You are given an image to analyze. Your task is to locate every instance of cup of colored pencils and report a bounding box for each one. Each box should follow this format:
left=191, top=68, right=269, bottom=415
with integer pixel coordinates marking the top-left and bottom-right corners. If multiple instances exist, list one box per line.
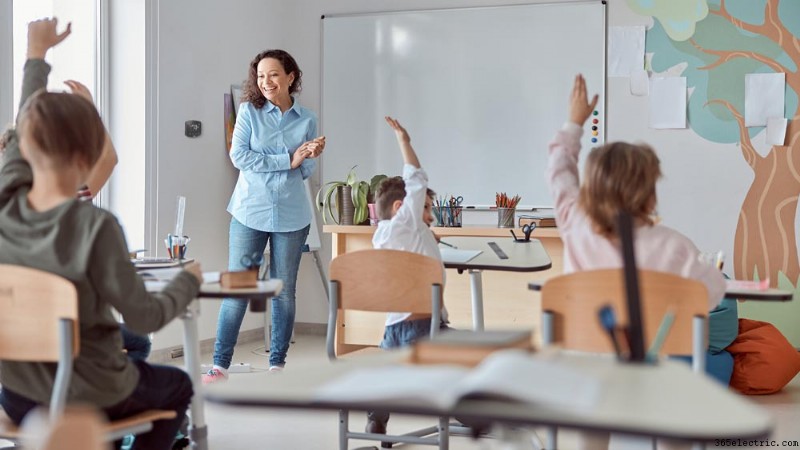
left=496, top=192, right=520, bottom=228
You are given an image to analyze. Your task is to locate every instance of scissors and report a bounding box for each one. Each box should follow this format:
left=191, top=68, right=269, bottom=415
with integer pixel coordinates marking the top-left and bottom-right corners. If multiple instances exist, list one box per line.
left=448, top=196, right=464, bottom=207
left=510, top=223, right=536, bottom=242
left=240, top=251, right=264, bottom=270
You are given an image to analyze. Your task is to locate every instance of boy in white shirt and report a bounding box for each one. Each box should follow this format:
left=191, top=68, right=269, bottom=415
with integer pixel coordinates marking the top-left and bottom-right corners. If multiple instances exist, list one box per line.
left=367, top=117, right=449, bottom=439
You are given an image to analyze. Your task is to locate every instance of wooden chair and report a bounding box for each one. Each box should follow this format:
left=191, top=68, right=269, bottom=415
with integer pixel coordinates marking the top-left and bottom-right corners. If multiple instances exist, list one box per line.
left=20, top=406, right=109, bottom=450
left=326, top=249, right=447, bottom=450
left=538, top=269, right=709, bottom=450
left=0, top=265, right=177, bottom=444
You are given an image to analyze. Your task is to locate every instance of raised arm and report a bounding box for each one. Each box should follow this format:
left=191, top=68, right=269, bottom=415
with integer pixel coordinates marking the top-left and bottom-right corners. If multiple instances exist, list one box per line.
left=19, top=19, right=71, bottom=116
left=64, top=80, right=118, bottom=197
left=385, top=116, right=420, bottom=168
left=545, top=74, right=598, bottom=229
left=2, top=19, right=69, bottom=203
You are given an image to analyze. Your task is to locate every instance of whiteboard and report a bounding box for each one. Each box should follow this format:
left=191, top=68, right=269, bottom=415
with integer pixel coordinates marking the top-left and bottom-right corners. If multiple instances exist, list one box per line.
left=321, top=2, right=606, bottom=208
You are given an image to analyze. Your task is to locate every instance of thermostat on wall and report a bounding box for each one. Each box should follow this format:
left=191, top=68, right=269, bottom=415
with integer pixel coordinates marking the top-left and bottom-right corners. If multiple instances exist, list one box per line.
left=185, top=120, right=201, bottom=137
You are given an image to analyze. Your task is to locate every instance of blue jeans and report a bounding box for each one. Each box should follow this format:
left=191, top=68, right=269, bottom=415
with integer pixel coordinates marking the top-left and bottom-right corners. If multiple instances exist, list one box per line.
left=212, top=217, right=309, bottom=368
left=121, top=325, right=152, bottom=362
left=1, top=360, right=192, bottom=450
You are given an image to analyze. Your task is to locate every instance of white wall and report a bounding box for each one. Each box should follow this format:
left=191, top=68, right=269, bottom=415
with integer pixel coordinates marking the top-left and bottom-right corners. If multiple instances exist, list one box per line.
left=144, top=0, right=776, bottom=350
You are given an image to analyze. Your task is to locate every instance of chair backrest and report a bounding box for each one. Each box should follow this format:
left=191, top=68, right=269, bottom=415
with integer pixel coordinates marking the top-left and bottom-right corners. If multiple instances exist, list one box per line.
left=22, top=406, right=109, bottom=450
left=0, top=264, right=79, bottom=419
left=541, top=269, right=708, bottom=356
left=327, top=249, right=444, bottom=358
left=0, top=265, right=79, bottom=361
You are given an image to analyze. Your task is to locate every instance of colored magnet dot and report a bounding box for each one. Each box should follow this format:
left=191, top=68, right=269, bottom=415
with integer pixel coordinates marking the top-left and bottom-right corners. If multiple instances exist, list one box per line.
left=592, top=110, right=599, bottom=116
left=591, top=130, right=599, bottom=136
left=591, top=137, right=598, bottom=143
left=591, top=126, right=598, bottom=131
left=592, top=119, right=599, bottom=124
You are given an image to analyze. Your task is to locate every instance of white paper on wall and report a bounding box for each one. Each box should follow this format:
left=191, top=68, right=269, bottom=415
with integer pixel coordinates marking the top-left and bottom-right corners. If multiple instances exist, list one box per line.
left=766, top=117, right=788, bottom=146
left=630, top=69, right=649, bottom=96
left=609, top=26, right=645, bottom=77
left=649, top=77, right=687, bottom=129
left=745, top=73, right=784, bottom=127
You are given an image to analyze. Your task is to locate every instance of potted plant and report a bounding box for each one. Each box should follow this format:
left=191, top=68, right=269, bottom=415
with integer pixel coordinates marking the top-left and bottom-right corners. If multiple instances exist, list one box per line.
left=316, top=166, right=370, bottom=225
left=367, top=174, right=388, bottom=225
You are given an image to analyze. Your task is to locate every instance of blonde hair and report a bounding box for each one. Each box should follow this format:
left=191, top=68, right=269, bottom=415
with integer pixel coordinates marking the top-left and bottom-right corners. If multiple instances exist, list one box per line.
left=578, top=141, right=661, bottom=238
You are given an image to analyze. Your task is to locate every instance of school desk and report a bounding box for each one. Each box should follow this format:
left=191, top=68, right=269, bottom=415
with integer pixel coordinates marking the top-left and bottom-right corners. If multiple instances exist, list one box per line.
left=144, top=278, right=283, bottom=450
left=204, top=349, right=773, bottom=447
left=441, top=236, right=551, bottom=330
left=324, top=225, right=561, bottom=355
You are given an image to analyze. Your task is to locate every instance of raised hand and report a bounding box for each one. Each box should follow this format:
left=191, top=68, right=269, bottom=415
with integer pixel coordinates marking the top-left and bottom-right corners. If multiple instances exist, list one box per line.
left=64, top=80, right=94, bottom=104
left=384, top=116, right=410, bottom=144
left=569, top=74, right=599, bottom=127
left=27, top=18, right=72, bottom=59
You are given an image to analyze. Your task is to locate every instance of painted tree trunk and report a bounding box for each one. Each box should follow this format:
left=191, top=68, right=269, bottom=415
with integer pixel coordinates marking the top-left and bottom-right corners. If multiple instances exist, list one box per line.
left=734, top=142, right=800, bottom=285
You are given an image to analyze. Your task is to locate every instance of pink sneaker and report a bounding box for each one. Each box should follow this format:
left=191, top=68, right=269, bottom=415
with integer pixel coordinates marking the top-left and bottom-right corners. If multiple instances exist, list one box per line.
left=269, top=365, right=284, bottom=372
left=201, top=368, right=228, bottom=384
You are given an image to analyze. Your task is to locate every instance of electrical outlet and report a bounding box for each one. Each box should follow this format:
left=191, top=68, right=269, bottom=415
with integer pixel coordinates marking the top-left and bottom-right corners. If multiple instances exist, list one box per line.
left=170, top=347, right=184, bottom=359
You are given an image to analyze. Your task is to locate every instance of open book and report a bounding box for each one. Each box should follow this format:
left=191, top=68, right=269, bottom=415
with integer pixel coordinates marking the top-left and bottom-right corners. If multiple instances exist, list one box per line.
left=314, top=350, right=599, bottom=413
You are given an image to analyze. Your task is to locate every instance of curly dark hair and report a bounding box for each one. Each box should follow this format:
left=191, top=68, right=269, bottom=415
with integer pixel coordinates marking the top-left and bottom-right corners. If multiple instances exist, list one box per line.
left=241, top=49, right=303, bottom=109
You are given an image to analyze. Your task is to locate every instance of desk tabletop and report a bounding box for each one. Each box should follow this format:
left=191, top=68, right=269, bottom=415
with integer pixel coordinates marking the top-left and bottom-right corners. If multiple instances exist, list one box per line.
left=442, top=237, right=551, bottom=272
left=145, top=278, right=283, bottom=300
left=205, top=350, right=772, bottom=442
left=528, top=281, right=793, bottom=301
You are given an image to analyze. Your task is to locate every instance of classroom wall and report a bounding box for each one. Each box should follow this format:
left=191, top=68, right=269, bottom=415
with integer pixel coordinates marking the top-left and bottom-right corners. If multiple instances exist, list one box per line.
left=142, top=0, right=798, bottom=350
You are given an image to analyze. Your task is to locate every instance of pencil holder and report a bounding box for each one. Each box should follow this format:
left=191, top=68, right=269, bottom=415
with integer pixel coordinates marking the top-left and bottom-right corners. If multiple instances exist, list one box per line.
left=497, top=208, right=516, bottom=228
left=434, top=206, right=462, bottom=227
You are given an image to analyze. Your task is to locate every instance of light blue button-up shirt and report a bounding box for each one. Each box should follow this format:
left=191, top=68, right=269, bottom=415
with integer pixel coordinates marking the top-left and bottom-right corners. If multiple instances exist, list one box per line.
left=227, top=98, right=318, bottom=232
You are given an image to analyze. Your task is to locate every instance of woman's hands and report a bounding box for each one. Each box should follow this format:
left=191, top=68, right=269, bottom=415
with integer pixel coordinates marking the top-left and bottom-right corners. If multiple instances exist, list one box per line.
left=290, top=136, right=326, bottom=169
left=569, top=74, right=599, bottom=127
left=27, top=18, right=71, bottom=60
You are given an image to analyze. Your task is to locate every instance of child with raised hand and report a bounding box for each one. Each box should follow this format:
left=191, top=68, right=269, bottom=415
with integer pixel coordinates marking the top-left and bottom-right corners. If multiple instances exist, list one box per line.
left=546, top=75, right=728, bottom=450
left=0, top=18, right=201, bottom=450
left=366, top=116, right=449, bottom=439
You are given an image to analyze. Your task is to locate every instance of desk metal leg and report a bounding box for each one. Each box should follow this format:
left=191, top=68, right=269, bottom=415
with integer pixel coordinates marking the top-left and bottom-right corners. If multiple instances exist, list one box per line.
left=468, top=269, right=484, bottom=331
left=181, top=299, right=208, bottom=450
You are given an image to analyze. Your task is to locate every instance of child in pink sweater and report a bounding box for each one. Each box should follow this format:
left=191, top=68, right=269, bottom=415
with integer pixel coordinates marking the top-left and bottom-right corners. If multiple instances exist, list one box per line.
left=546, top=75, right=730, bottom=450
left=546, top=74, right=725, bottom=311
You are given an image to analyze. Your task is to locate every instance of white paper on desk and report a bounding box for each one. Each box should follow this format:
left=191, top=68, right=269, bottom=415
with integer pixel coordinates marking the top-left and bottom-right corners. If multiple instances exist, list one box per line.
left=649, top=77, right=686, bottom=129
left=440, top=248, right=482, bottom=264
left=745, top=73, right=784, bottom=127
left=766, top=117, right=788, bottom=146
left=140, top=269, right=219, bottom=284
left=609, top=26, right=645, bottom=77
left=630, top=69, right=649, bottom=96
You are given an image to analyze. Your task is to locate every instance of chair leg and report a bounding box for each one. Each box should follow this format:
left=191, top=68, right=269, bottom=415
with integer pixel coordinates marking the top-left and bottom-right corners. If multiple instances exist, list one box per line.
left=546, top=426, right=557, bottom=450
left=438, top=416, right=449, bottom=450
left=339, top=409, right=349, bottom=450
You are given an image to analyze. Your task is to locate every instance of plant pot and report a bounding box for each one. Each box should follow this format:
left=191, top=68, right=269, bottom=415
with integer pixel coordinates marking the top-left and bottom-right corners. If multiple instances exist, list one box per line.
left=338, top=185, right=355, bottom=225
left=368, top=203, right=379, bottom=226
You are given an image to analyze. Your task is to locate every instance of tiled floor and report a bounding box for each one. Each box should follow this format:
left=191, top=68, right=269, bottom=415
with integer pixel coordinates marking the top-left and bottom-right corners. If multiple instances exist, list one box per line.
left=190, top=334, right=800, bottom=450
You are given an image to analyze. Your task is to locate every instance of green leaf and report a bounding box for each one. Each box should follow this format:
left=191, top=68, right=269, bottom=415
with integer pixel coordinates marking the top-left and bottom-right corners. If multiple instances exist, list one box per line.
left=346, top=165, right=358, bottom=186
left=352, top=181, right=370, bottom=224
left=318, top=182, right=344, bottom=224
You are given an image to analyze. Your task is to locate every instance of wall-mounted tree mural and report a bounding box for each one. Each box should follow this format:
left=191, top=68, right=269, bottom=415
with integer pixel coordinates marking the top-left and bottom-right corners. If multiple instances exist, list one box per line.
left=628, top=0, right=799, bottom=289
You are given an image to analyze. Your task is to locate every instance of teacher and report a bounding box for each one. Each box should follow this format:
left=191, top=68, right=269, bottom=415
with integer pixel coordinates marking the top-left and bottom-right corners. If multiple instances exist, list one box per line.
left=204, top=49, right=324, bottom=383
